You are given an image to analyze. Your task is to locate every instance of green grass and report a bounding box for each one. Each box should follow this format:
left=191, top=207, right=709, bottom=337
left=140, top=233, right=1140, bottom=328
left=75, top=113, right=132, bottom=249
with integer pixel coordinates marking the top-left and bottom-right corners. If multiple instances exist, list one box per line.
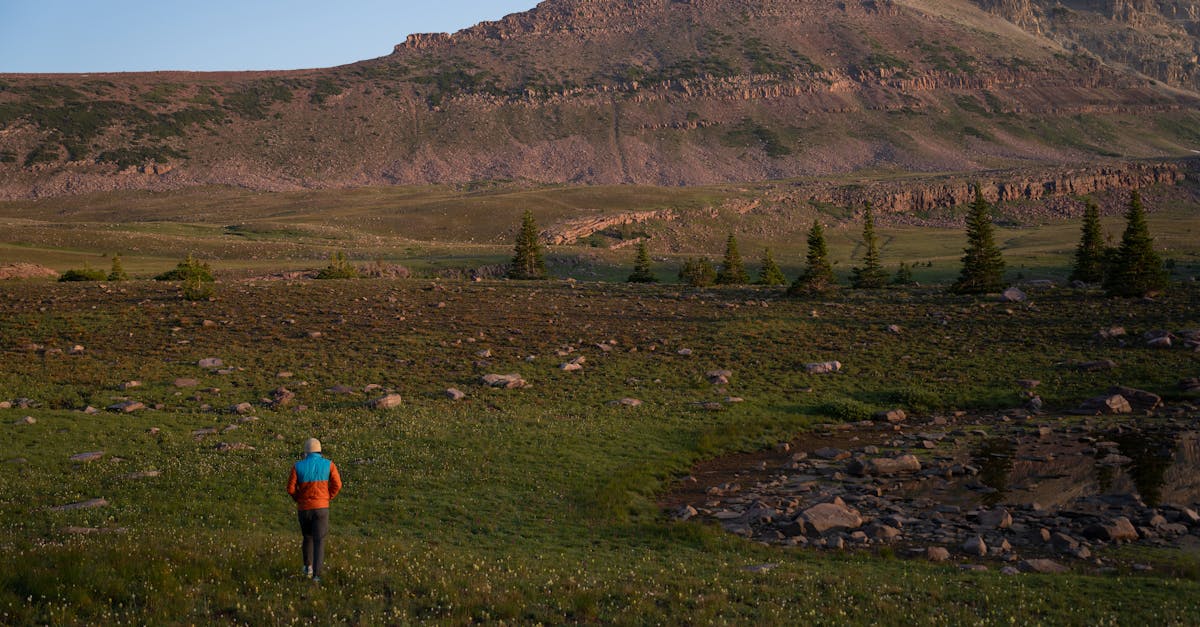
left=1, top=279, right=1199, bottom=622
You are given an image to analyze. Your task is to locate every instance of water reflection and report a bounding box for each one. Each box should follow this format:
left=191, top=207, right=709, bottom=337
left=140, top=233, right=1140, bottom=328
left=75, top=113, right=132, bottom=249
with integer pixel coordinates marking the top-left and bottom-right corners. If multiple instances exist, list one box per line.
left=1112, top=429, right=1178, bottom=507
left=971, top=437, right=1015, bottom=507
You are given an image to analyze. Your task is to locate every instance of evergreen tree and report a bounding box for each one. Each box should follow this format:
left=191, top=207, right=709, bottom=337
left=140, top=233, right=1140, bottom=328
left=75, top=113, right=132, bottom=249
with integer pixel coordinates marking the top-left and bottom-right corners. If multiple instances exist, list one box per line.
left=756, top=248, right=787, bottom=286
left=679, top=257, right=716, bottom=287
left=715, top=233, right=749, bottom=285
left=1069, top=199, right=1106, bottom=283
left=788, top=220, right=835, bottom=295
left=627, top=241, right=658, bottom=283
left=509, top=210, right=547, bottom=280
left=892, top=262, right=915, bottom=286
left=849, top=202, right=887, bottom=288
left=951, top=186, right=1006, bottom=294
left=1103, top=190, right=1168, bottom=297
left=315, top=251, right=359, bottom=279
left=107, top=254, right=129, bottom=281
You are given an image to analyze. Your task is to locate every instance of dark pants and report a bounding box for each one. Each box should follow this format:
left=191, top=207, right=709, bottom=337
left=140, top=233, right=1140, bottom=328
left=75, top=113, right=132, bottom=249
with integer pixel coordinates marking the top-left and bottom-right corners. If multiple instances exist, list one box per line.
left=298, top=508, right=330, bottom=577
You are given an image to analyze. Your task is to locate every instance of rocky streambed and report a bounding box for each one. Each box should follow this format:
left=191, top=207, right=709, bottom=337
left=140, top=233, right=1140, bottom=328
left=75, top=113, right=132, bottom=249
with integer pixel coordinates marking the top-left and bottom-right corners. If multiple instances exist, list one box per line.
left=664, top=402, right=1200, bottom=574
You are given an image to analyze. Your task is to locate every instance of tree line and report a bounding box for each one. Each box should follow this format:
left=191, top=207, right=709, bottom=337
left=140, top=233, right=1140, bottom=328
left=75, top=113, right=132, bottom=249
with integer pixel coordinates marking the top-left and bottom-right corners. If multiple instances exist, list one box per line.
left=509, top=189, right=1170, bottom=298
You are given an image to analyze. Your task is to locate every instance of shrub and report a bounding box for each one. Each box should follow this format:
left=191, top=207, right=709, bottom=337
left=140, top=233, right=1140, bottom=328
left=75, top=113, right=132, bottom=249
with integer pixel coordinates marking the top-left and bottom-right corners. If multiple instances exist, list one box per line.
left=678, top=257, right=716, bottom=287
left=886, top=386, right=943, bottom=412
left=107, top=254, right=128, bottom=281
left=892, top=262, right=915, bottom=285
left=58, top=266, right=106, bottom=282
left=315, top=251, right=360, bottom=279
left=155, top=254, right=214, bottom=282
left=756, top=248, right=787, bottom=286
left=181, top=275, right=214, bottom=301
left=714, top=234, right=748, bottom=285
left=816, top=398, right=876, bottom=423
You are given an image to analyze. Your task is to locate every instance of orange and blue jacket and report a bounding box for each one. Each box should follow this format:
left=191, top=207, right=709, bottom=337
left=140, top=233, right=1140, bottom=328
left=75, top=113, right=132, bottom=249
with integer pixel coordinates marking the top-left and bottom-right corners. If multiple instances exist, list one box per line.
left=287, top=453, right=342, bottom=511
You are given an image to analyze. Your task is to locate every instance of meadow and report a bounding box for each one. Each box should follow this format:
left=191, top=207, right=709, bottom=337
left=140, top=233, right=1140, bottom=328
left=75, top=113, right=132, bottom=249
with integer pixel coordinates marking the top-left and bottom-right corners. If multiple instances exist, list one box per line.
left=1, top=276, right=1199, bottom=624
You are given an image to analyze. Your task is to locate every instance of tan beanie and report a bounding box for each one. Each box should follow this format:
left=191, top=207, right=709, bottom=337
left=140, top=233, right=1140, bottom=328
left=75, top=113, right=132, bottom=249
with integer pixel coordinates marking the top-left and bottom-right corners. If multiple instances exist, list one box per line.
left=303, top=438, right=322, bottom=453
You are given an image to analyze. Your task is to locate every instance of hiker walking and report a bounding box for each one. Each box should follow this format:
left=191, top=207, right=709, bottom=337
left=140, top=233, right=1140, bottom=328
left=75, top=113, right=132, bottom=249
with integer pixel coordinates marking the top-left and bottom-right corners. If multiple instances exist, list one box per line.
left=287, top=438, right=342, bottom=582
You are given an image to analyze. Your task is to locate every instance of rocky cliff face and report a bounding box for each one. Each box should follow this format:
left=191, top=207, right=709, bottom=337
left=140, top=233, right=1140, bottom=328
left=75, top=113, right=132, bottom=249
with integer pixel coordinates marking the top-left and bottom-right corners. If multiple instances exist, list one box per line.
left=1, top=0, right=1199, bottom=200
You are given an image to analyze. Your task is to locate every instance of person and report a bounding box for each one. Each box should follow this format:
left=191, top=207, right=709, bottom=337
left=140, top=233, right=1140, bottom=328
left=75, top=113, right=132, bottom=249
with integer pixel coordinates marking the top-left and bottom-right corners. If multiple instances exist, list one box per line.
left=286, top=438, right=342, bottom=582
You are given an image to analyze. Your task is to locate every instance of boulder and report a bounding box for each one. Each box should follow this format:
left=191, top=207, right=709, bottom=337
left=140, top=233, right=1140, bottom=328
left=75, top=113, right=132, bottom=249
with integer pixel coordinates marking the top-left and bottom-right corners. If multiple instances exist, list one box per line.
left=482, top=373, right=528, bottom=389
left=14, top=416, right=36, bottom=425
left=327, top=384, right=355, bottom=394
left=368, top=394, right=403, bottom=410
left=445, top=388, right=466, bottom=401
left=231, top=402, right=254, bottom=415
left=1018, top=559, right=1068, bottom=574
left=848, top=455, right=921, bottom=476
left=69, top=345, right=86, bottom=355
left=1097, top=326, right=1126, bottom=339
left=961, top=535, right=987, bottom=557
left=1000, top=287, right=1026, bottom=303
left=70, top=451, right=105, bottom=462
left=796, top=501, right=863, bottom=535
left=107, top=401, right=145, bottom=413
left=874, top=409, right=906, bottom=423
left=1106, top=386, right=1161, bottom=411
left=706, top=370, right=732, bottom=385
left=198, top=358, right=224, bottom=369
left=119, top=381, right=141, bottom=390
left=611, top=397, right=643, bottom=407
left=926, top=547, right=951, bottom=562
left=173, top=378, right=200, bottom=388
left=1084, top=517, right=1138, bottom=542
left=50, top=498, right=108, bottom=512
left=561, top=362, right=583, bottom=372
left=804, top=361, right=842, bottom=374
left=1075, top=394, right=1131, bottom=415
left=270, top=387, right=296, bottom=406
left=978, top=507, right=1013, bottom=530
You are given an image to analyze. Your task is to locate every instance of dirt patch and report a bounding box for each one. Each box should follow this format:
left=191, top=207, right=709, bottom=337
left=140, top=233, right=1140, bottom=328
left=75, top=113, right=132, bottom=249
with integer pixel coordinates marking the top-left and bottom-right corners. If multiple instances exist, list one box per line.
left=0, top=263, right=58, bottom=280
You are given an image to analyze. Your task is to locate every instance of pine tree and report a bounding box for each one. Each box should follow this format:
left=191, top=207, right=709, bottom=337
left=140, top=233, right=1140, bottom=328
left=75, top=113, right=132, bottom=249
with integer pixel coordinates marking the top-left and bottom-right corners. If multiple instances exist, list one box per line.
left=627, top=241, right=658, bottom=283
left=1103, top=190, right=1168, bottom=297
left=788, top=220, right=835, bottom=295
left=849, top=202, right=887, bottom=288
left=715, top=233, right=749, bottom=285
left=679, top=257, right=716, bottom=287
left=892, top=262, right=915, bottom=286
left=509, top=210, right=547, bottom=280
left=107, top=254, right=129, bottom=281
left=951, top=186, right=1006, bottom=294
left=756, top=248, right=787, bottom=286
left=1069, top=199, right=1106, bottom=284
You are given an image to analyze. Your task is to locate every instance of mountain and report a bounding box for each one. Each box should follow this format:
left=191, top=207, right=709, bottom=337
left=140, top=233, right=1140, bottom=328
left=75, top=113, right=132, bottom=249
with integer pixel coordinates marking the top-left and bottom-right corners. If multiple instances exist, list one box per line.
left=1, top=0, right=1198, bottom=199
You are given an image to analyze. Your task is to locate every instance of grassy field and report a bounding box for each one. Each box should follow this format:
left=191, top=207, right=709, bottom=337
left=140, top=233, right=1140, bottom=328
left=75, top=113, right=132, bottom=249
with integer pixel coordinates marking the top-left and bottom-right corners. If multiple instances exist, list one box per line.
left=1, top=277, right=1199, bottom=623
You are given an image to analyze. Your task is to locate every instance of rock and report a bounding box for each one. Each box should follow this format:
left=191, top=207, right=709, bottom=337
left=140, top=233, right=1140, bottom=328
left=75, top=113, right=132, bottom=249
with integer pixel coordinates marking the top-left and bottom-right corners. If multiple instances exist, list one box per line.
left=106, top=401, right=145, bottom=413
left=706, top=370, right=732, bottom=385
left=849, top=455, right=921, bottom=476
left=677, top=348, right=693, bottom=356
left=368, top=393, right=403, bottom=410
left=123, top=470, right=161, bottom=479
left=276, top=371, right=293, bottom=379
left=270, top=387, right=296, bottom=406
left=1000, top=287, right=1026, bottom=303
left=1071, top=359, right=1117, bottom=372
left=198, top=358, right=223, bottom=369
left=482, top=373, right=528, bottom=389
left=743, top=563, right=778, bottom=574
left=813, top=447, right=850, bottom=461
left=611, top=397, right=643, bottom=407
left=1000, top=566, right=1020, bottom=576
left=1106, top=386, right=1161, bottom=411
left=867, top=524, right=902, bottom=541
left=1181, top=508, right=1200, bottom=524
left=926, top=547, right=951, bottom=562
left=231, top=402, right=254, bottom=415
left=119, top=381, right=141, bottom=390
left=83, top=406, right=98, bottom=414
left=797, top=501, right=863, bottom=534
left=0, top=401, right=9, bottom=409
left=192, top=427, right=218, bottom=437
left=70, top=451, right=105, bottom=462
left=327, top=384, right=355, bottom=394
left=674, top=505, right=698, bottom=521
left=875, top=409, right=906, bottom=423
left=50, top=498, right=108, bottom=512
left=886, top=324, right=903, bottom=334
left=979, top=507, right=1013, bottom=530
left=1180, top=378, right=1200, bottom=393
left=1084, top=517, right=1139, bottom=542
left=1019, top=559, right=1068, bottom=574
left=69, top=345, right=86, bottom=355
left=445, top=388, right=466, bottom=401
left=804, top=361, right=842, bottom=374
left=1097, top=326, right=1126, bottom=339
left=214, top=442, right=255, bottom=452
left=173, top=378, right=200, bottom=388
left=961, top=536, right=988, bottom=557
left=561, top=362, right=583, bottom=372
left=1076, top=394, right=1131, bottom=415
left=14, top=416, right=36, bottom=425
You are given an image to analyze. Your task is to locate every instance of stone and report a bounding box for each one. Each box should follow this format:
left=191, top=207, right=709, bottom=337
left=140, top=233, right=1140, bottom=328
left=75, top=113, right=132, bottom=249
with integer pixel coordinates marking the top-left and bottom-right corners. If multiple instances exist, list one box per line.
left=271, top=387, right=296, bottom=406
left=867, top=524, right=902, bottom=541
left=849, top=455, right=921, bottom=476
left=979, top=507, right=1013, bottom=530
left=1084, top=517, right=1138, bottom=542
left=119, top=381, right=141, bottom=390
left=1146, top=336, right=1172, bottom=349
left=813, top=447, right=850, bottom=461
left=561, top=362, right=583, bottom=372
left=327, top=385, right=355, bottom=394
left=706, top=370, right=733, bottom=384
left=231, top=402, right=254, bottom=415
left=1106, top=386, right=1161, bottom=411
left=123, top=470, right=161, bottom=479
left=106, top=401, right=145, bottom=413
left=875, top=409, right=906, bottom=423
left=214, top=442, right=255, bottom=452
left=1097, top=326, right=1126, bottom=339
left=70, top=451, right=104, bottom=462
left=445, top=388, right=466, bottom=401
left=14, top=416, right=35, bottom=425
left=961, top=536, right=988, bottom=557
left=198, top=358, right=224, bottom=369
left=192, top=427, right=218, bottom=437
left=926, top=547, right=951, bottom=562
left=368, top=393, right=403, bottom=410
left=886, top=324, right=903, bottom=334
left=50, top=498, right=108, bottom=512
left=1019, top=559, right=1068, bottom=574
left=674, top=505, right=698, bottom=521
left=0, top=401, right=9, bottom=409
left=1076, top=394, right=1131, bottom=415
left=83, top=406, right=98, bottom=414
left=804, top=361, right=842, bottom=374
left=677, top=348, right=693, bottom=356
left=611, top=397, right=643, bottom=407
left=1000, top=287, right=1026, bottom=303
left=173, top=378, right=200, bottom=388
left=482, top=373, right=528, bottom=389
left=797, top=501, right=863, bottom=535
left=743, top=563, right=778, bottom=574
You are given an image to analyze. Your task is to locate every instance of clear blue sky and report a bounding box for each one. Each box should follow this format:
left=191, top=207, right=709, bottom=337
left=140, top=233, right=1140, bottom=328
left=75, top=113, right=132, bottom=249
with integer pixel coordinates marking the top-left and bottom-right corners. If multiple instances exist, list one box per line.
left=0, top=1, right=538, bottom=73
